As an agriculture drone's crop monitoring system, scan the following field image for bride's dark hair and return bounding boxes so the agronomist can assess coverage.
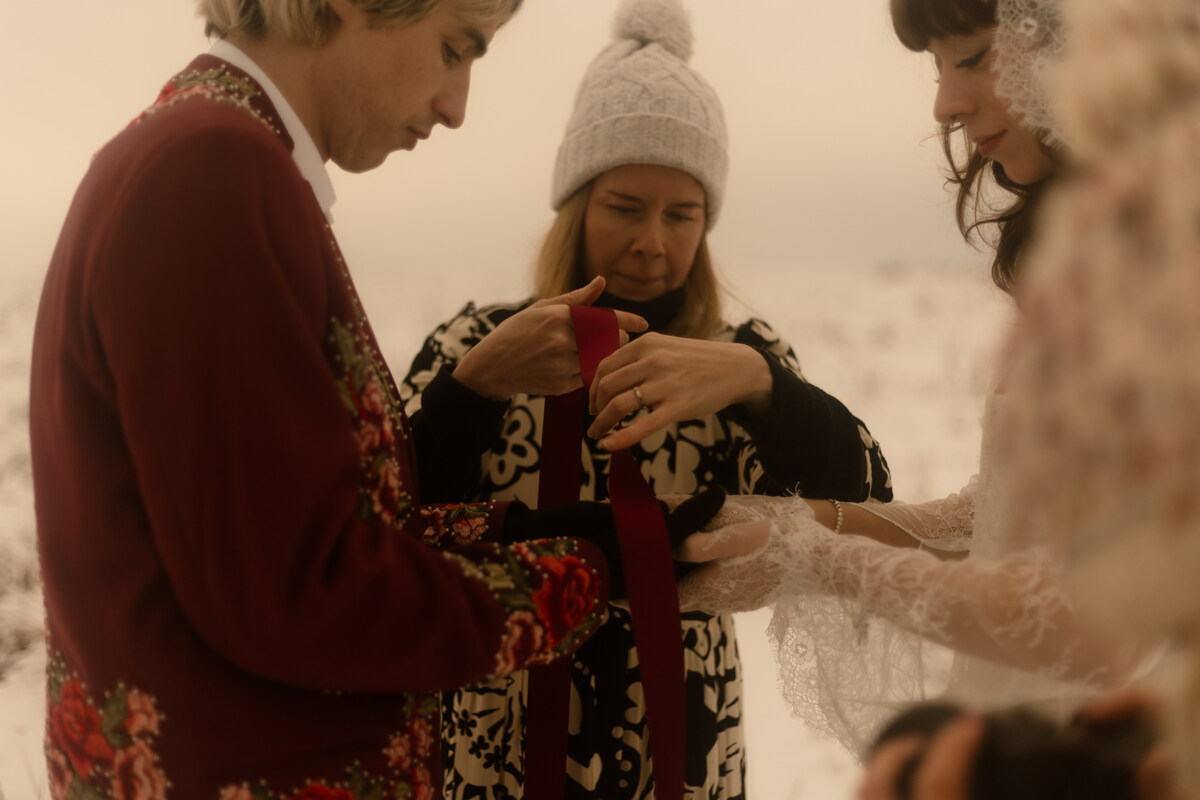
[890,0,1054,294]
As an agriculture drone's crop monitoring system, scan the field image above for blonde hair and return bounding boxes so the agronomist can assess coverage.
[196,0,522,46]
[533,183,722,340]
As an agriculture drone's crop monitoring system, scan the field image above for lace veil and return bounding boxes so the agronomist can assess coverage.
[993,0,1069,142]
[1001,0,1200,790]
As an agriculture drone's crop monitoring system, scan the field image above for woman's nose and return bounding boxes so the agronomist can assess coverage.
[933,74,975,126]
[631,218,666,257]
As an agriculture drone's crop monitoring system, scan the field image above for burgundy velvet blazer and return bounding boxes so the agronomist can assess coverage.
[30,55,609,800]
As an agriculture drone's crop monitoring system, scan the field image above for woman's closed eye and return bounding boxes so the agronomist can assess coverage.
[955,46,991,71]
[443,43,463,65]
[932,46,992,83]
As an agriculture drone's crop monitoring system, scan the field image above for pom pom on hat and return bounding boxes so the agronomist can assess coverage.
[612,0,694,62]
[551,0,728,228]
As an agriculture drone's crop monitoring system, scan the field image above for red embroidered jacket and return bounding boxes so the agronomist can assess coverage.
[29,56,609,800]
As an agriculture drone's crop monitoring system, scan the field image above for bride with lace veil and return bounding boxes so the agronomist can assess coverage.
[861,1,1200,794]
[674,0,1178,757]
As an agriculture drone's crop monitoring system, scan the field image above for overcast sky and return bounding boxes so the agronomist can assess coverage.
[3,1,983,322]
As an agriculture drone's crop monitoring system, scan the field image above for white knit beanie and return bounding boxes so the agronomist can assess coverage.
[551,0,729,228]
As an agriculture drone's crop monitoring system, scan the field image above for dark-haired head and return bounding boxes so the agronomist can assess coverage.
[890,0,1054,295]
[890,0,998,53]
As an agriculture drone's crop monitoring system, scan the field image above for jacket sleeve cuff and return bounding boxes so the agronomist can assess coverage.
[420,364,510,456]
[726,348,870,499]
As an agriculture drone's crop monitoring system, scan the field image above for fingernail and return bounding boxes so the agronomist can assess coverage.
[599,437,612,450]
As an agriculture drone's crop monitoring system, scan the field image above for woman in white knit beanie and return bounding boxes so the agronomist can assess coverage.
[401,0,892,797]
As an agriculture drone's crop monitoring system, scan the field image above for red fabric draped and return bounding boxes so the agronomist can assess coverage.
[526,306,684,800]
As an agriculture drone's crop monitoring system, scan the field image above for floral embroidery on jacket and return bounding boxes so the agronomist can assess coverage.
[418,504,492,546]
[129,65,279,134]
[329,318,413,525]
[217,694,440,800]
[46,649,440,800]
[45,653,168,800]
[443,539,606,678]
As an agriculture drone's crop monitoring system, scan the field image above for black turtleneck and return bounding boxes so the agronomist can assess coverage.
[592,286,686,334]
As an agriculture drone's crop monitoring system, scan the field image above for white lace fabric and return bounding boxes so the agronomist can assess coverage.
[994,0,1069,141]
[679,386,1141,755]
[853,482,976,553]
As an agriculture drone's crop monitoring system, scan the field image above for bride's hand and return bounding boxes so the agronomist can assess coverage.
[693,493,817,532]
[675,519,785,613]
[675,520,772,563]
[673,510,833,613]
[586,334,772,451]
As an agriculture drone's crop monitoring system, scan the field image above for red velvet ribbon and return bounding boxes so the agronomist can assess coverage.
[525,306,684,800]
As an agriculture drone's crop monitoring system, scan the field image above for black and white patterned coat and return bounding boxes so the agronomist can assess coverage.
[401,300,892,800]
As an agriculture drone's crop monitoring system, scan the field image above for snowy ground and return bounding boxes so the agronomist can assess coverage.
[0,258,1009,800]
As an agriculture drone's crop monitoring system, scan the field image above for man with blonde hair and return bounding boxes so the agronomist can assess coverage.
[27,1,681,797]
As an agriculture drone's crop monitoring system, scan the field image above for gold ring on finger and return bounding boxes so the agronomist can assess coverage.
[632,384,647,409]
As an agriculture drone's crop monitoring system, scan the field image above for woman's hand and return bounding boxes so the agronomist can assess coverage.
[452,277,647,401]
[586,334,773,451]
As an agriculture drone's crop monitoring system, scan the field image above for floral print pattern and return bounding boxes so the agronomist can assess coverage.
[442,538,606,679]
[46,653,168,800]
[418,504,492,547]
[329,317,414,525]
[47,650,443,800]
[130,66,279,135]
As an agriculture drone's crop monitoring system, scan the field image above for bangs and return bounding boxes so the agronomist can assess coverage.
[890,0,998,51]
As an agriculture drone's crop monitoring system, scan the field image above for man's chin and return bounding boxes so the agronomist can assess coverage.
[331,150,389,174]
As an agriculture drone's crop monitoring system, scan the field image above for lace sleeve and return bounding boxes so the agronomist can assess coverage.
[851,478,978,553]
[679,496,1140,754]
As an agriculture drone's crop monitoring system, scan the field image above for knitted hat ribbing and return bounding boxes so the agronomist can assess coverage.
[551,0,729,228]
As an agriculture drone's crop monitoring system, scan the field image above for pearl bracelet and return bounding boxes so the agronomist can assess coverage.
[829,499,844,534]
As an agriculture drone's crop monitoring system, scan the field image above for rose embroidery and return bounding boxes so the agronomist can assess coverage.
[385,732,413,770]
[409,766,434,800]
[111,740,168,800]
[419,504,492,547]
[51,680,115,780]
[329,319,413,525]
[46,743,73,800]
[531,555,603,647]
[124,690,161,738]
[493,611,546,675]
[409,716,434,762]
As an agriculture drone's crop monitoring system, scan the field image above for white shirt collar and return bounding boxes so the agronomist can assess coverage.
[208,39,337,224]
